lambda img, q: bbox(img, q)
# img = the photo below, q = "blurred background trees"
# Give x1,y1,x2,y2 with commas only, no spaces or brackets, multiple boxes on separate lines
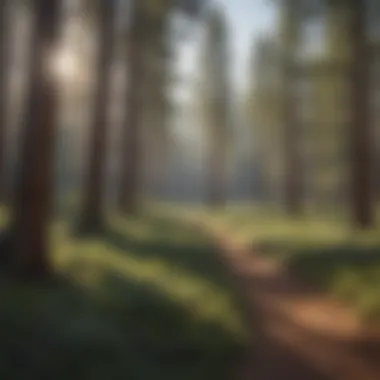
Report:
198,4,230,207
0,0,378,273
77,0,116,235
248,0,380,228
0,1,380,378
0,0,10,201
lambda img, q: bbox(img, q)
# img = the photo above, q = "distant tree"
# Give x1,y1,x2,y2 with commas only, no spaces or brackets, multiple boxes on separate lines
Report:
76,0,116,235
347,0,374,228
118,0,207,213
280,0,375,227
279,0,303,215
0,0,10,201
309,0,351,207
247,35,283,203
140,11,171,200
118,0,144,214
198,5,230,207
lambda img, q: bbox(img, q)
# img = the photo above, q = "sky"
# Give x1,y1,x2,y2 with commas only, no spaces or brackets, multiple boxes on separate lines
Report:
176,0,277,102
216,0,277,90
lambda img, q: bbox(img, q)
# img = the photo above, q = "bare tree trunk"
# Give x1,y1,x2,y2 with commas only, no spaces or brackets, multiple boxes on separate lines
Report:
348,1,374,228
118,1,144,214
77,0,115,235
280,0,302,216
0,0,61,278
283,66,302,216
0,0,10,201
206,122,226,207
206,150,225,207
153,133,168,199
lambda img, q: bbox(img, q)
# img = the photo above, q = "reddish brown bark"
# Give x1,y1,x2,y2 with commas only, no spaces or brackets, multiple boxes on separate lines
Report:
0,0,61,278
78,0,115,234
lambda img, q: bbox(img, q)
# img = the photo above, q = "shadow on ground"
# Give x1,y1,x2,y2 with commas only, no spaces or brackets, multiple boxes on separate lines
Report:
102,213,233,289
0,212,248,379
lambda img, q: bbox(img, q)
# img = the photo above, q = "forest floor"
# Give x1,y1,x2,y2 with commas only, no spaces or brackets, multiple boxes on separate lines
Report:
0,210,247,379
184,207,380,380
2,204,380,379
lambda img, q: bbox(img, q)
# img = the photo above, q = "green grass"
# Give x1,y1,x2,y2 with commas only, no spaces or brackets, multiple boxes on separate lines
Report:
0,210,248,379
286,248,380,321
186,203,380,322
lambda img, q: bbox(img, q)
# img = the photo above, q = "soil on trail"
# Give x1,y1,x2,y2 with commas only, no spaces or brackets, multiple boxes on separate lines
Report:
205,225,380,380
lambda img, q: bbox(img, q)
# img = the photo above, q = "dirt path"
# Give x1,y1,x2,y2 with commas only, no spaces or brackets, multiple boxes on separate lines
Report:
196,221,380,380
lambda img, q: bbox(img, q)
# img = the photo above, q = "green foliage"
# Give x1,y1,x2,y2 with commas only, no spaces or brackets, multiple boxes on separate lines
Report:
194,204,380,321
0,211,248,379
287,251,380,321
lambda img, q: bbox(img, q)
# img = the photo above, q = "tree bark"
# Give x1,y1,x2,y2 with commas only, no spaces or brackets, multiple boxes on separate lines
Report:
206,128,226,207
282,64,302,216
280,0,302,216
348,1,374,228
118,0,144,214
0,0,61,278
0,0,10,201
77,0,115,235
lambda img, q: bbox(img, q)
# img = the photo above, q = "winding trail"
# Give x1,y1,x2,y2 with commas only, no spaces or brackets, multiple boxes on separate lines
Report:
194,219,380,380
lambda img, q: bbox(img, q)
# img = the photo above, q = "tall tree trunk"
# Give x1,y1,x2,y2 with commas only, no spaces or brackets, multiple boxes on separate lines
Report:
0,0,61,278
143,45,170,201
206,127,226,207
283,68,302,215
280,0,302,216
348,1,374,228
0,0,10,201
118,1,144,214
202,6,229,208
77,0,115,234
206,98,228,207
153,127,169,200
